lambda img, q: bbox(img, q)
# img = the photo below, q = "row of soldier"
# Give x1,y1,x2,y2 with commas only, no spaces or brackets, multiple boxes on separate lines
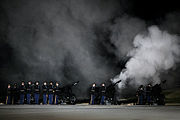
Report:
6,81,60,105
6,81,109,105
136,83,165,105
90,83,106,105
6,81,108,105
6,81,158,105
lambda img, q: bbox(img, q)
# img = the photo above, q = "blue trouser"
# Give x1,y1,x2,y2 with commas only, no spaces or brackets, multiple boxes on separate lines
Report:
100,96,105,105
146,95,151,103
43,94,47,104
55,95,59,104
26,94,31,104
34,93,39,104
139,95,143,105
20,94,24,104
7,96,11,104
90,95,95,105
49,94,53,104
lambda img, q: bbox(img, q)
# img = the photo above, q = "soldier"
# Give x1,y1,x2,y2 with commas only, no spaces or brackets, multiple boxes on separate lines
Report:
137,85,144,105
6,84,12,104
105,80,121,105
152,84,165,105
34,81,40,104
26,81,32,104
12,83,18,104
42,82,48,104
100,83,106,105
90,83,96,105
54,82,60,104
19,81,26,104
146,84,152,105
48,81,54,104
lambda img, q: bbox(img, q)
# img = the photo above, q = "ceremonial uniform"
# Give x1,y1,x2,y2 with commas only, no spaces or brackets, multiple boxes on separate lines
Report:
42,83,48,104
34,82,40,104
90,83,96,105
48,83,54,104
26,82,32,104
54,83,60,104
6,84,12,104
12,84,18,104
19,82,26,104
100,84,106,105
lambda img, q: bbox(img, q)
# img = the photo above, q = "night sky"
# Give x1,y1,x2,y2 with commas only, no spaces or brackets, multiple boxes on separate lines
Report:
0,0,180,100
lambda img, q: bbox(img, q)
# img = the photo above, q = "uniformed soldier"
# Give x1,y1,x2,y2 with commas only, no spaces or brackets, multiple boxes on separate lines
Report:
34,81,40,104
137,85,144,105
42,82,48,104
6,84,12,104
146,84,152,105
26,81,32,104
12,83,18,104
19,81,26,104
90,83,96,105
54,82,60,104
48,81,54,104
100,83,106,105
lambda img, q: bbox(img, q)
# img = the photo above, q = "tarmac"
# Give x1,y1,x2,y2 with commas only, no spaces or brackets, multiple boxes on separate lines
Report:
0,104,180,120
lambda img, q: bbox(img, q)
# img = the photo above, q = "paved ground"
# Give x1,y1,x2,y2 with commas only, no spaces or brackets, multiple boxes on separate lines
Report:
0,105,180,120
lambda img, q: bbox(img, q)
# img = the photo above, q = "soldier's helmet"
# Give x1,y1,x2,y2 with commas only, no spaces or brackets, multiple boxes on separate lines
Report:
50,81,53,85
43,82,47,86
102,83,105,86
8,84,11,88
28,81,32,85
35,81,39,85
21,81,25,86
56,82,59,86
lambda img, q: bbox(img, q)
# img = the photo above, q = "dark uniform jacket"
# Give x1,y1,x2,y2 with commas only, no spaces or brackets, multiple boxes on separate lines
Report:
100,86,106,96
42,85,48,94
146,86,152,96
7,87,12,96
54,85,60,95
137,86,144,96
90,86,96,95
19,85,26,94
48,85,54,94
12,85,18,96
34,85,40,94
26,84,32,94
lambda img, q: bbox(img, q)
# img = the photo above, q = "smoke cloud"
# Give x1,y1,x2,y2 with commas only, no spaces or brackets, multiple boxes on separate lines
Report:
114,26,180,89
0,0,123,98
0,0,180,99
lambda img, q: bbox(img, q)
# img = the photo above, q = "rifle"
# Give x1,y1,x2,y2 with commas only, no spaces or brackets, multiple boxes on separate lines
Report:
112,80,122,86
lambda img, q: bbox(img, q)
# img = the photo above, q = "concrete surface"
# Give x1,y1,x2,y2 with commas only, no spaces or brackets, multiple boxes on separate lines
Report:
0,105,180,120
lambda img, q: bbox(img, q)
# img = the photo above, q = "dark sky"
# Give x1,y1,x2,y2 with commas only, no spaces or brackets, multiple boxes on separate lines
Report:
0,0,180,99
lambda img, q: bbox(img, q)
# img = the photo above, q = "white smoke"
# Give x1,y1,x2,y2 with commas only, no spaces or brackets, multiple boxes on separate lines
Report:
113,26,180,88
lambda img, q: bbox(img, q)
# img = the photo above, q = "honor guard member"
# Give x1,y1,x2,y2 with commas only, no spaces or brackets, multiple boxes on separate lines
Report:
34,81,40,104
146,84,152,105
54,82,60,104
48,81,54,104
42,82,48,104
137,85,144,105
6,84,12,104
90,83,96,105
26,81,32,104
12,83,18,104
19,81,26,104
100,83,106,105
